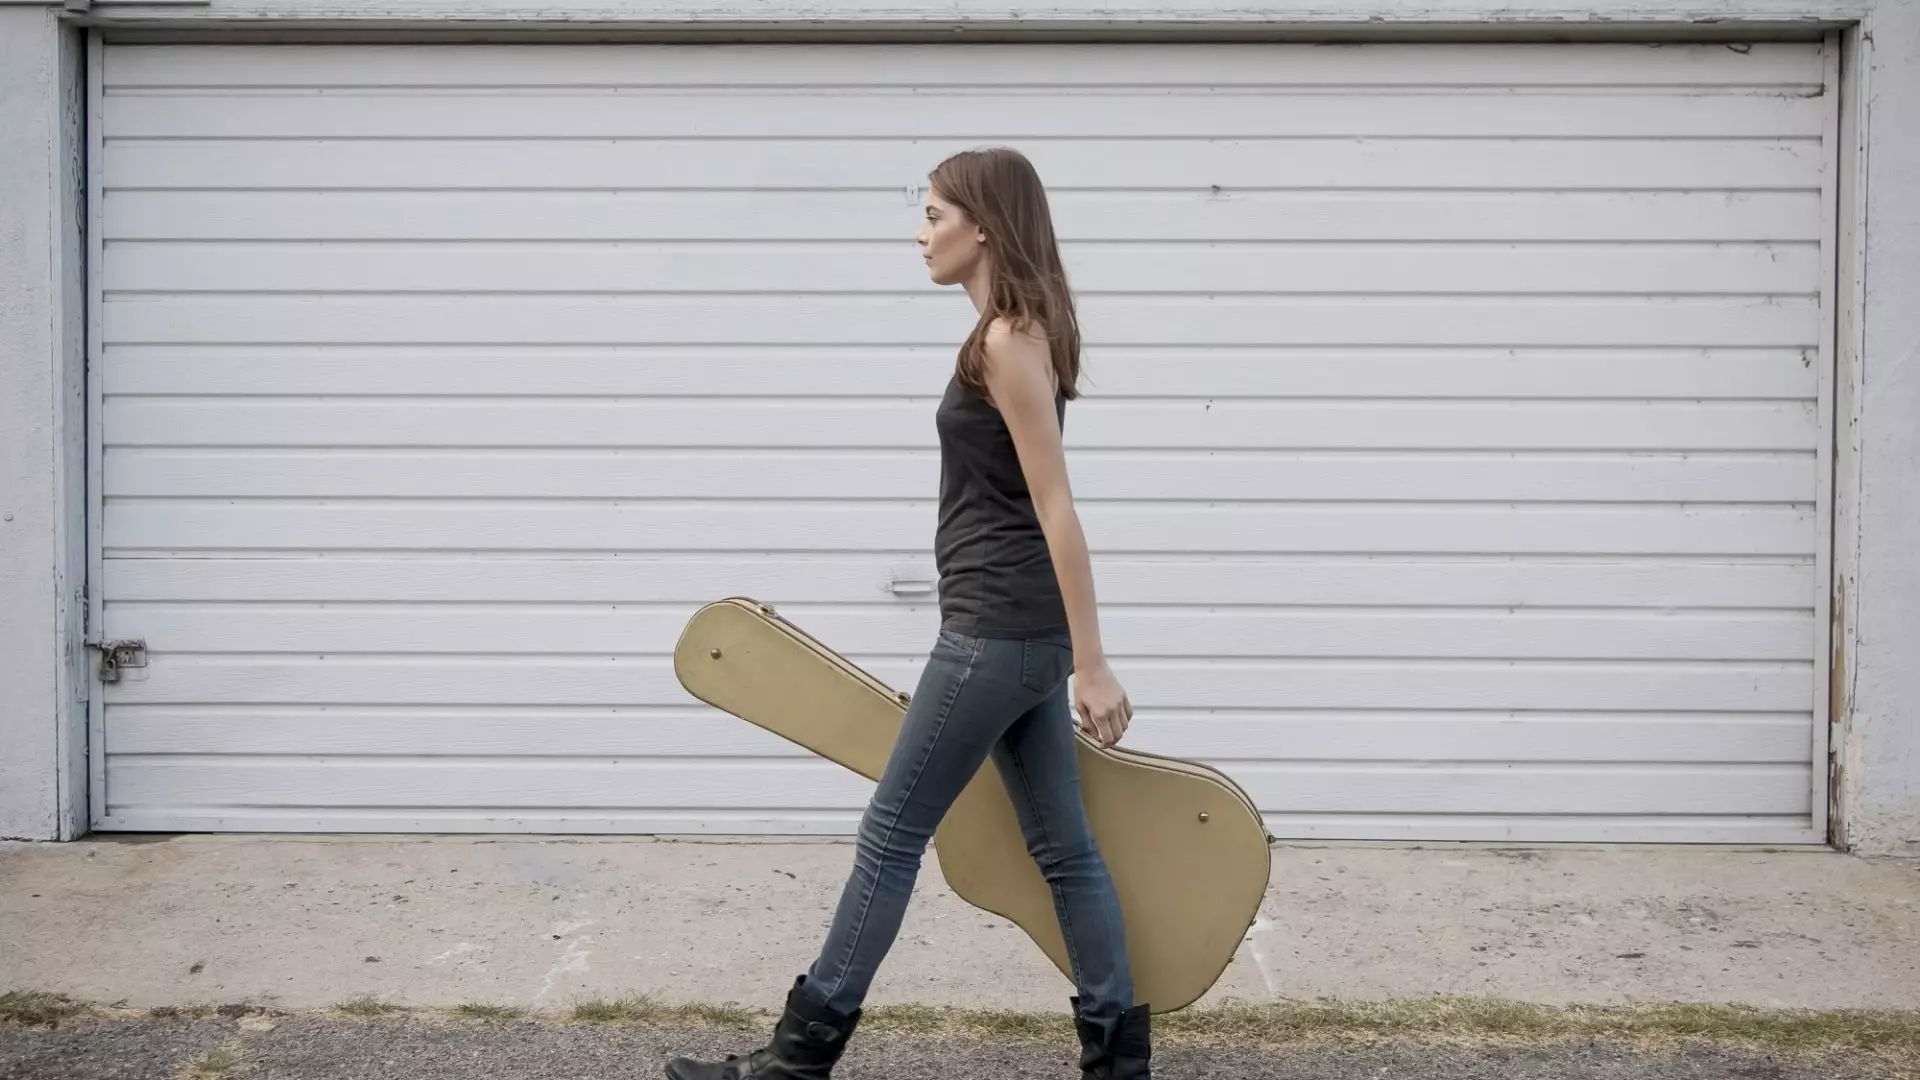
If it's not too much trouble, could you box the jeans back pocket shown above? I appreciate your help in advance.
[1019,636,1074,694]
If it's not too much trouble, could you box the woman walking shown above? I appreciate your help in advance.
[665,147,1150,1080]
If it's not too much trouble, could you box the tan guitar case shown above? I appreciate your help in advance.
[673,598,1273,1013]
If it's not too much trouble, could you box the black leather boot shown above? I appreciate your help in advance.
[1071,997,1151,1080]
[664,976,860,1080]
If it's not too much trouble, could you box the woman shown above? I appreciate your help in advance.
[665,147,1150,1080]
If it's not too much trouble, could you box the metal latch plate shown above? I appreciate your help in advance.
[91,639,147,683]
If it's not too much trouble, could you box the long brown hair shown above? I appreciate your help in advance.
[928,147,1082,401]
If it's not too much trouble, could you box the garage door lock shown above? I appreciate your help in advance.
[89,639,147,683]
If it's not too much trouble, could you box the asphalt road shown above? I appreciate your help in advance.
[1,1016,1900,1080]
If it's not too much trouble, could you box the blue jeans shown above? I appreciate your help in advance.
[801,627,1135,1037]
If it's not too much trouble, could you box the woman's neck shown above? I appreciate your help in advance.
[962,260,992,314]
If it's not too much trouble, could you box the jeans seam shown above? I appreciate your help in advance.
[817,632,978,1003]
[1005,734,1087,987]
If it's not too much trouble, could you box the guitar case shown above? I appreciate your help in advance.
[673,597,1273,1013]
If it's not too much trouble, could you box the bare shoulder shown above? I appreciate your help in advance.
[981,317,1051,374]
[984,315,1048,345]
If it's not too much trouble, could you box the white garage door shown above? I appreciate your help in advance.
[94,40,1833,843]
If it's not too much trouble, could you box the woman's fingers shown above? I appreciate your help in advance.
[1075,695,1130,747]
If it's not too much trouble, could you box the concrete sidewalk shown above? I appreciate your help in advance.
[1,836,1916,1015]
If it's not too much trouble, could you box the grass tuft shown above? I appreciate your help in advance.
[567,996,760,1030]
[862,1003,1061,1043]
[570,996,662,1025]
[331,996,403,1019]
[453,1003,528,1022]
[148,1004,218,1021]
[679,1001,759,1029]
[0,990,87,1028]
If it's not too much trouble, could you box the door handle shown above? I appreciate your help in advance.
[888,577,934,597]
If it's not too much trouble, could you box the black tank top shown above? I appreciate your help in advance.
[932,373,1069,637]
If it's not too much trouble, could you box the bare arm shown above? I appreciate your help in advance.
[979,319,1133,746]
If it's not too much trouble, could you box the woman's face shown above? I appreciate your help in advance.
[916,188,985,287]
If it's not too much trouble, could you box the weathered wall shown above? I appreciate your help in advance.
[0,5,87,841]
[1,0,1912,848]
[1833,2,1920,856]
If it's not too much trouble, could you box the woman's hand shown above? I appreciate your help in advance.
[1074,659,1133,748]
